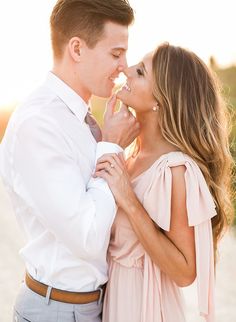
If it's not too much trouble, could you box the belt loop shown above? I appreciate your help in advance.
[45,286,52,305]
[97,287,103,306]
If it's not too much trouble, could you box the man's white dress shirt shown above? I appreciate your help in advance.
[0,72,122,292]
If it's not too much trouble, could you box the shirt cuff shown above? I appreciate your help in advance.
[95,142,123,163]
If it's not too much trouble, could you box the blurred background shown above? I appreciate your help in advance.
[0,0,235,321]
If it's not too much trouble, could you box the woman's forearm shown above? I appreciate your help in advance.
[94,154,196,286]
[124,197,196,287]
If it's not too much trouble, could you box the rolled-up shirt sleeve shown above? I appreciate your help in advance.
[87,141,123,195]
[13,115,119,260]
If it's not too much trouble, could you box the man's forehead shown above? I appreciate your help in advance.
[100,21,128,48]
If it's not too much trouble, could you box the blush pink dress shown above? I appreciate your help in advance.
[102,152,216,322]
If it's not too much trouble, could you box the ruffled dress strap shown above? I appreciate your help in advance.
[142,152,216,322]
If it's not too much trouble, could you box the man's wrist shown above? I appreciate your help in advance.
[102,134,119,145]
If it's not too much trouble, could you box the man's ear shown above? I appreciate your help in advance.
[68,37,84,62]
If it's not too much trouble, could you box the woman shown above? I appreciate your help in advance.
[95,43,234,322]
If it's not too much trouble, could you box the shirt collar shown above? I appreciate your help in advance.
[44,72,89,123]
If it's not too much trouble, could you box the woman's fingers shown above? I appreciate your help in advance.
[95,170,112,182]
[97,153,116,164]
[97,153,124,172]
[95,161,117,175]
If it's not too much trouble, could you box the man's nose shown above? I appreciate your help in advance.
[122,66,131,78]
[117,56,128,72]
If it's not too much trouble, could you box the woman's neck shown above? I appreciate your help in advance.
[135,112,177,157]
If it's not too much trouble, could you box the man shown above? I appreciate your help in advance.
[0,1,139,321]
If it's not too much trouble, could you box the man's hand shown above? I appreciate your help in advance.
[102,95,140,149]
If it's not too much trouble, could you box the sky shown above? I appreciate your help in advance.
[0,0,235,108]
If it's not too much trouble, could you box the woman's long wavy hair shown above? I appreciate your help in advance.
[152,43,235,259]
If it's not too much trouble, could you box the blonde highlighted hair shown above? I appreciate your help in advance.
[152,43,235,258]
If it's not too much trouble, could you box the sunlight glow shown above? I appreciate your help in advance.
[0,0,235,108]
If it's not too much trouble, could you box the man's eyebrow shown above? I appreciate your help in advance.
[111,47,127,52]
[141,62,147,74]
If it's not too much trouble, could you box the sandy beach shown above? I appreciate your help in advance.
[0,177,235,322]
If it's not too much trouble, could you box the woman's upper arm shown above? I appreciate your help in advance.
[165,165,196,266]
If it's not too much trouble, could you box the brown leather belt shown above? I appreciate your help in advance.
[25,272,105,304]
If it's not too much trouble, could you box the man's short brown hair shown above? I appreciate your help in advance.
[50,0,134,58]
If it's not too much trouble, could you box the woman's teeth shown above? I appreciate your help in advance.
[123,84,131,91]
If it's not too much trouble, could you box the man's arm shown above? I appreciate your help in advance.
[13,115,117,259]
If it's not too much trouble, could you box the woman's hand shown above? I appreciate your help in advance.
[94,153,137,212]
